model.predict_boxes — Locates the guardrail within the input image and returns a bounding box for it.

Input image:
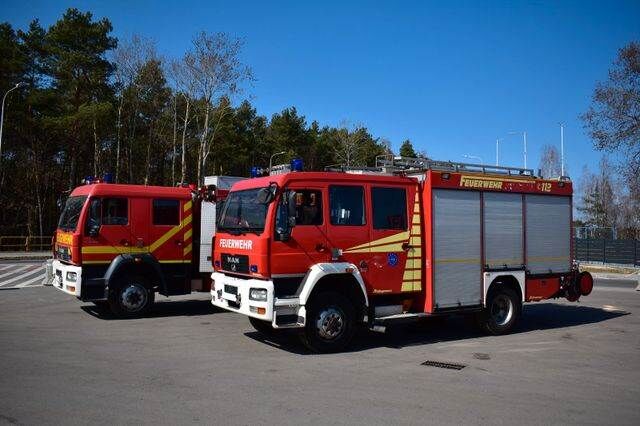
[0,236,52,252]
[575,238,640,266]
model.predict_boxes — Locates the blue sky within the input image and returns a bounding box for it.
[3,0,640,177]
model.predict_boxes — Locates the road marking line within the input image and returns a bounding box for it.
[0,265,33,280]
[0,268,43,287]
[15,273,46,288]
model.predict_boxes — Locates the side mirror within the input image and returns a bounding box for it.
[88,224,101,237]
[275,190,297,242]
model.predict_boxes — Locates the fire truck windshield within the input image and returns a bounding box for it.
[57,196,88,232]
[217,188,268,234]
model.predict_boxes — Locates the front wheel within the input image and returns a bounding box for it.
[108,276,154,318]
[300,292,356,353]
[477,287,521,335]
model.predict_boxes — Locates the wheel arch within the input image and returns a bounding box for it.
[104,253,166,294]
[298,263,369,320]
[483,271,525,307]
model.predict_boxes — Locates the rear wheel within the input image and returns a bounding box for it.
[477,287,521,335]
[108,275,154,318]
[300,291,356,353]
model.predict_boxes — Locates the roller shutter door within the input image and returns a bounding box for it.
[483,193,523,269]
[525,195,571,274]
[433,190,481,308]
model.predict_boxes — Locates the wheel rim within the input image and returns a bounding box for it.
[490,294,513,326]
[120,283,147,312]
[316,307,345,340]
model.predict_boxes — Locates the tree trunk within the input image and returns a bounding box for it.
[198,104,211,186]
[172,94,177,185]
[180,97,190,184]
[115,94,123,183]
[145,123,153,185]
[93,115,99,177]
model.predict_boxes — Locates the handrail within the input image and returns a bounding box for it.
[0,236,52,252]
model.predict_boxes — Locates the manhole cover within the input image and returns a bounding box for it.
[473,353,491,360]
[421,360,466,370]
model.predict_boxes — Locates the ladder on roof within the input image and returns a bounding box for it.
[374,154,538,177]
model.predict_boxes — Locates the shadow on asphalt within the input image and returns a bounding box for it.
[80,299,224,320]
[244,303,629,354]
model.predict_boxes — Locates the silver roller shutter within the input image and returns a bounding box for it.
[433,190,481,308]
[525,195,571,274]
[483,193,523,269]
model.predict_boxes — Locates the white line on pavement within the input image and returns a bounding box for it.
[0,265,33,280]
[14,273,46,288]
[0,268,43,287]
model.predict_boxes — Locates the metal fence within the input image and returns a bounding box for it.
[574,238,640,266]
[0,236,52,252]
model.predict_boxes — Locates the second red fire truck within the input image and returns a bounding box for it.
[211,157,593,352]
[47,175,243,317]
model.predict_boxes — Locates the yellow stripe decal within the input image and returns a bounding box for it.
[159,260,192,264]
[82,214,193,255]
[183,200,192,212]
[183,243,192,256]
[184,228,192,240]
[343,231,409,253]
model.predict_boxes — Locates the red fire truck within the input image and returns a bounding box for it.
[211,157,593,352]
[46,175,243,317]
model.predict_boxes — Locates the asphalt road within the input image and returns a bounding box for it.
[0,264,638,425]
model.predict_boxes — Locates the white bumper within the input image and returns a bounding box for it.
[51,260,82,297]
[211,272,304,328]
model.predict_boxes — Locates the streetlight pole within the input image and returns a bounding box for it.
[0,82,27,161]
[495,138,502,166]
[269,151,286,174]
[462,154,483,164]
[509,130,527,169]
[560,123,565,176]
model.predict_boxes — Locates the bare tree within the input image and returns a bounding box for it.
[111,34,158,182]
[581,41,640,178]
[539,144,562,178]
[168,58,197,183]
[183,32,253,184]
[333,123,365,167]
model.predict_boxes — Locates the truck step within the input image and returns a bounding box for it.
[372,312,430,329]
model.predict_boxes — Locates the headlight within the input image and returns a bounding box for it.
[249,288,267,301]
[66,271,77,282]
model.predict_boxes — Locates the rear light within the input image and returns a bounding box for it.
[578,272,593,296]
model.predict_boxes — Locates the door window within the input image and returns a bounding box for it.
[294,190,323,225]
[102,198,128,225]
[153,199,180,225]
[329,186,365,226]
[372,187,407,230]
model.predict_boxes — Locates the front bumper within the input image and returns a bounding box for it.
[50,259,82,297]
[211,272,305,328]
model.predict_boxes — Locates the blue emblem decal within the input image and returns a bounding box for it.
[387,253,399,267]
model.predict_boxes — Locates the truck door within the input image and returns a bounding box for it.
[325,184,372,287]
[147,198,190,294]
[82,197,131,264]
[364,184,420,294]
[271,186,329,276]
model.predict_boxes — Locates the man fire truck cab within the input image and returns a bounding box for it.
[47,175,243,317]
[211,157,594,353]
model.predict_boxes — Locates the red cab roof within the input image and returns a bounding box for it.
[71,183,192,199]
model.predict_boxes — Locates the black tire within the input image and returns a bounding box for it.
[477,287,521,335]
[248,316,278,337]
[300,291,356,353]
[108,275,155,318]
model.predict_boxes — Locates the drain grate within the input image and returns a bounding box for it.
[421,360,466,370]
